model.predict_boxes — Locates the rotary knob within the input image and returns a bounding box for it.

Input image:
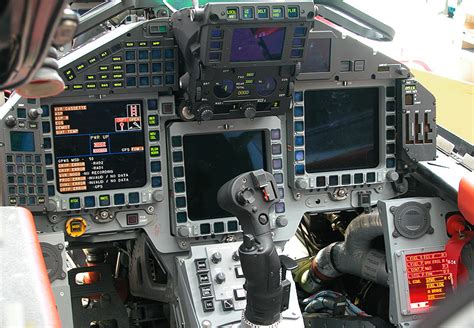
[232,250,240,261]
[276,216,288,228]
[211,252,222,264]
[196,103,214,121]
[295,178,308,190]
[241,102,257,119]
[215,272,226,284]
[28,107,43,120]
[4,115,17,128]
[177,226,189,238]
[386,170,399,182]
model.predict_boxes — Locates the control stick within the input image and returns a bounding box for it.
[217,170,295,327]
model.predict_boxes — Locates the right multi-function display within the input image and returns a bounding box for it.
[304,87,379,173]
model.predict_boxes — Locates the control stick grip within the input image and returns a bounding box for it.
[240,232,283,325]
[217,170,284,326]
[217,170,279,237]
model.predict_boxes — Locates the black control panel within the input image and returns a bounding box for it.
[396,79,437,165]
[60,18,179,96]
[172,1,315,121]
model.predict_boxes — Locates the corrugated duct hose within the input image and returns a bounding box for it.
[306,210,388,290]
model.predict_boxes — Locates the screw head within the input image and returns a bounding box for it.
[258,214,268,225]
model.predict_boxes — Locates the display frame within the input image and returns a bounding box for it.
[51,100,148,194]
[167,116,286,238]
[288,81,397,193]
[197,2,315,67]
[41,94,166,211]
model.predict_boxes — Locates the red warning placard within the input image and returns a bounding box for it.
[405,251,452,310]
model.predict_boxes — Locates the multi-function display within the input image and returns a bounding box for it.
[52,101,146,194]
[183,131,266,220]
[230,27,286,62]
[304,88,379,172]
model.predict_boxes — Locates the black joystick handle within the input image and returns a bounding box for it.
[217,170,285,326]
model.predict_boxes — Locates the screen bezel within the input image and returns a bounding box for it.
[290,82,396,191]
[297,30,338,81]
[51,100,148,194]
[200,21,311,67]
[167,116,285,237]
[40,94,164,211]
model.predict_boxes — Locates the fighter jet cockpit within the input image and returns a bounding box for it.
[0,0,473,327]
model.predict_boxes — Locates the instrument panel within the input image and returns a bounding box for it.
[0,1,437,246]
[0,2,442,327]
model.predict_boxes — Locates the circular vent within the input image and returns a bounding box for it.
[393,202,431,239]
[41,242,64,282]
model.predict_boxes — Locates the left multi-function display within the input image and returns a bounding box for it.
[51,101,147,193]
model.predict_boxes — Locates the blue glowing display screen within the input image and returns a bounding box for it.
[230,27,286,62]
[10,131,35,152]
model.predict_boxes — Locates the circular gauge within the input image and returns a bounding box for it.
[213,79,235,99]
[256,77,277,97]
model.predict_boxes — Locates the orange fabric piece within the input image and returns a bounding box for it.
[458,174,474,225]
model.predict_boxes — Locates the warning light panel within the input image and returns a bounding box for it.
[405,251,452,311]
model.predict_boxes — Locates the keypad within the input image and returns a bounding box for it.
[5,152,46,207]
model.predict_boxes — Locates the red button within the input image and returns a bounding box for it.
[126,213,139,225]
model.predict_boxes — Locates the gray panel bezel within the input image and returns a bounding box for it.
[290,80,397,192]
[41,93,163,212]
[0,96,48,211]
[167,116,286,238]
[198,1,315,67]
[378,197,456,326]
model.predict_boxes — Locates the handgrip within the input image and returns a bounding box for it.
[217,170,285,326]
[240,233,283,325]
[217,170,279,237]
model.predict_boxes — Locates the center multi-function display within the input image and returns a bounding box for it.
[184,131,266,221]
[52,101,147,193]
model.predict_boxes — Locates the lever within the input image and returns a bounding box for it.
[217,170,290,327]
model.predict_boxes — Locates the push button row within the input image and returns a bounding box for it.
[64,192,141,210]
